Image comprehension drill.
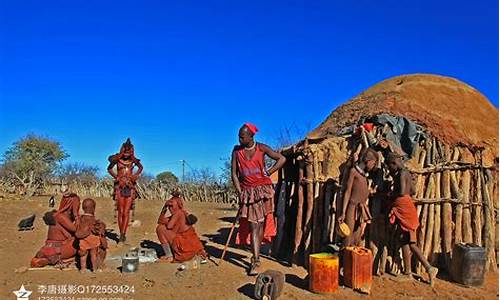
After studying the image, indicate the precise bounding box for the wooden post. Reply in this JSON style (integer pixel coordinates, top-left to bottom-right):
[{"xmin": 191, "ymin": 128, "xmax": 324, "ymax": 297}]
[
  {"xmin": 425, "ymin": 139, "xmax": 433, "ymax": 167},
  {"xmin": 481, "ymin": 167, "xmax": 497, "ymax": 271},
  {"xmin": 293, "ymin": 159, "xmax": 305, "ymax": 265},
  {"xmin": 461, "ymin": 170, "xmax": 473, "ymax": 244},
  {"xmin": 450, "ymin": 148, "xmax": 463, "ymax": 246},
  {"xmin": 441, "ymin": 144, "xmax": 453, "ymax": 270},
  {"xmin": 323, "ymin": 180, "xmax": 335, "ymax": 245},
  {"xmin": 303, "ymin": 153, "xmax": 315, "ymax": 267},
  {"xmin": 473, "ymin": 169, "xmax": 483, "ymax": 246},
  {"xmin": 312, "ymin": 180, "xmax": 322, "ymax": 253},
  {"xmin": 423, "ymin": 174, "xmax": 436, "ymax": 269},
  {"xmin": 432, "ymin": 172, "xmax": 442, "ymax": 265}
]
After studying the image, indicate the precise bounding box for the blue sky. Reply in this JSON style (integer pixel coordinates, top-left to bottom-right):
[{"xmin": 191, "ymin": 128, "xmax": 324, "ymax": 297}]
[{"xmin": 0, "ymin": 0, "xmax": 498, "ymax": 178}]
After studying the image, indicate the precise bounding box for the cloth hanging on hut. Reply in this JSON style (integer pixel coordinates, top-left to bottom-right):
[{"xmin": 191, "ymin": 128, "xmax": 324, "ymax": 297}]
[{"xmin": 369, "ymin": 114, "xmax": 426, "ymax": 158}]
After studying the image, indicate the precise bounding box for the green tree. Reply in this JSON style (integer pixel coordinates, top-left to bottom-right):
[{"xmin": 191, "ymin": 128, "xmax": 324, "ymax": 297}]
[
  {"xmin": 2, "ymin": 134, "xmax": 68, "ymax": 196},
  {"xmin": 156, "ymin": 171, "xmax": 178, "ymax": 185}
]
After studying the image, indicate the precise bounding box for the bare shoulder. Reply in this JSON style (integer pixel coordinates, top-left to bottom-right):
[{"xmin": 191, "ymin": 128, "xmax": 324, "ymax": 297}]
[
  {"xmin": 259, "ymin": 143, "xmax": 282, "ymax": 155},
  {"xmin": 108, "ymin": 154, "xmax": 119, "ymax": 163},
  {"xmin": 258, "ymin": 143, "xmax": 272, "ymax": 152}
]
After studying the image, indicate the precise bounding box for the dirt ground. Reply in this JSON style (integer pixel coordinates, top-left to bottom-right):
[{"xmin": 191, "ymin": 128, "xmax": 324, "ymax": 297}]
[{"xmin": 0, "ymin": 196, "xmax": 498, "ymax": 300}]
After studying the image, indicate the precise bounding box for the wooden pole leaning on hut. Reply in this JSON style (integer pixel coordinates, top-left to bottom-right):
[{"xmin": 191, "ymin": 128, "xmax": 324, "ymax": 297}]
[
  {"xmin": 311, "ymin": 149, "xmax": 325, "ymax": 254},
  {"xmin": 450, "ymin": 147, "xmax": 463, "ymax": 245},
  {"xmin": 473, "ymin": 168, "xmax": 483, "ymax": 246},
  {"xmin": 292, "ymin": 157, "xmax": 305, "ymax": 266},
  {"xmin": 313, "ymin": 180, "xmax": 324, "ymax": 253},
  {"xmin": 415, "ymin": 145, "xmax": 428, "ymax": 274},
  {"xmin": 323, "ymin": 180, "xmax": 336, "ymax": 245},
  {"xmin": 461, "ymin": 169, "xmax": 473, "ymax": 244},
  {"xmin": 303, "ymin": 152, "xmax": 315, "ymax": 268},
  {"xmin": 441, "ymin": 144, "xmax": 453, "ymax": 271},
  {"xmin": 432, "ymin": 151, "xmax": 442, "ymax": 266},
  {"xmin": 480, "ymin": 152, "xmax": 497, "ymax": 272},
  {"xmin": 421, "ymin": 173, "xmax": 436, "ymax": 274}
]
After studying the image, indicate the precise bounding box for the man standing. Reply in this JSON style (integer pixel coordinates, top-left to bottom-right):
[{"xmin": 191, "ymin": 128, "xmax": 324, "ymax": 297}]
[
  {"xmin": 107, "ymin": 138, "xmax": 143, "ymax": 243},
  {"xmin": 231, "ymin": 123, "xmax": 286, "ymax": 275}
]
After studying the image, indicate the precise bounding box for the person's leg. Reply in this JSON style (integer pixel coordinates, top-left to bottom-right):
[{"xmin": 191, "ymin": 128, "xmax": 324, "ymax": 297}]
[
  {"xmin": 156, "ymin": 224, "xmax": 169, "ymax": 244},
  {"xmin": 79, "ymin": 250, "xmax": 88, "ymax": 271},
  {"xmin": 90, "ymin": 248, "xmax": 98, "ymax": 271},
  {"xmin": 409, "ymin": 243, "xmax": 438, "ymax": 286},
  {"xmin": 344, "ymin": 204, "xmax": 357, "ymax": 246},
  {"xmin": 156, "ymin": 224, "xmax": 174, "ymax": 262},
  {"xmin": 31, "ymin": 251, "xmax": 49, "ymax": 268},
  {"xmin": 409, "ymin": 244, "xmax": 430, "ymax": 270},
  {"xmin": 249, "ymin": 221, "xmax": 262, "ymax": 275},
  {"xmin": 96, "ymin": 248, "xmax": 107, "ymax": 269},
  {"xmin": 401, "ymin": 244, "xmax": 412, "ymax": 275},
  {"xmin": 117, "ymin": 196, "xmax": 124, "ymax": 238},
  {"xmin": 250, "ymin": 221, "xmax": 259, "ymax": 258},
  {"xmin": 118, "ymin": 196, "xmax": 133, "ymax": 241}
]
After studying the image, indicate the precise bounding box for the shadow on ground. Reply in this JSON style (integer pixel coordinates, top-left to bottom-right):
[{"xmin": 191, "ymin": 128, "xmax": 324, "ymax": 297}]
[
  {"xmin": 105, "ymin": 229, "xmax": 119, "ymax": 244},
  {"xmin": 237, "ymin": 282, "xmax": 255, "ymax": 299},
  {"xmin": 140, "ymin": 239, "xmax": 165, "ymax": 257},
  {"xmin": 285, "ymin": 273, "xmax": 308, "ymax": 291}
]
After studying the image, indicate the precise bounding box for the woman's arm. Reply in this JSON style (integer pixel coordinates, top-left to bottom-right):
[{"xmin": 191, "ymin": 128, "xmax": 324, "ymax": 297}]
[
  {"xmin": 259, "ymin": 143, "xmax": 286, "ymax": 175},
  {"xmin": 107, "ymin": 161, "xmax": 118, "ymax": 179},
  {"xmin": 57, "ymin": 214, "xmax": 77, "ymax": 233},
  {"xmin": 166, "ymin": 212, "xmax": 182, "ymax": 231},
  {"xmin": 133, "ymin": 159, "xmax": 144, "ymax": 179},
  {"xmin": 157, "ymin": 205, "xmax": 170, "ymax": 225}
]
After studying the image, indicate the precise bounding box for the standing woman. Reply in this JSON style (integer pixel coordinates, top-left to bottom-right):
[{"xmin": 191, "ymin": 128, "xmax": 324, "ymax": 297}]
[
  {"xmin": 107, "ymin": 138, "xmax": 143, "ymax": 243},
  {"xmin": 231, "ymin": 123, "xmax": 286, "ymax": 275}
]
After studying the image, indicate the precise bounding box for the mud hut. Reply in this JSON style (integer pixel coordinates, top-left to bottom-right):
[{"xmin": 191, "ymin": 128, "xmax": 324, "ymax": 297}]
[{"xmin": 273, "ymin": 74, "xmax": 499, "ymax": 276}]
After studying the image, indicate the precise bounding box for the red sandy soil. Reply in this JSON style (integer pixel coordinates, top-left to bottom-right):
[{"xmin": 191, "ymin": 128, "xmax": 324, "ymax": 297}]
[
  {"xmin": 308, "ymin": 74, "xmax": 498, "ymax": 154},
  {"xmin": 0, "ymin": 196, "xmax": 498, "ymax": 299}
]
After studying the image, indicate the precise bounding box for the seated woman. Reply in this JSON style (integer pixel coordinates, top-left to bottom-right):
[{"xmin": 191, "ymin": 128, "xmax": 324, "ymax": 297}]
[
  {"xmin": 31, "ymin": 193, "xmax": 80, "ymax": 268},
  {"xmin": 156, "ymin": 192, "xmax": 207, "ymax": 262}
]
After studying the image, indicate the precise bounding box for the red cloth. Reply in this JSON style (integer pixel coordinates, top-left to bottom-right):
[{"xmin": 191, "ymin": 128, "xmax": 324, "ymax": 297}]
[
  {"xmin": 236, "ymin": 144, "xmax": 273, "ymax": 189},
  {"xmin": 236, "ymin": 213, "xmax": 277, "ymax": 245},
  {"xmin": 389, "ymin": 195, "xmax": 419, "ymax": 232},
  {"xmin": 80, "ymin": 235, "xmax": 101, "ymax": 251},
  {"xmin": 172, "ymin": 227, "xmax": 206, "ymax": 262},
  {"xmin": 244, "ymin": 123, "xmax": 259, "ymax": 134}
]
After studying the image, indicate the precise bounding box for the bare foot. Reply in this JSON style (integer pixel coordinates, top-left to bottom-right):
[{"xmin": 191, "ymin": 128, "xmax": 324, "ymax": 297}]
[
  {"xmin": 248, "ymin": 258, "xmax": 262, "ymax": 276},
  {"xmin": 427, "ymin": 267, "xmax": 438, "ymax": 287}
]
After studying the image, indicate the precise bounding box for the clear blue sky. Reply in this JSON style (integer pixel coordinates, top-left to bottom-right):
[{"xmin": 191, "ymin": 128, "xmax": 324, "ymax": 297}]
[{"xmin": 0, "ymin": 0, "xmax": 498, "ymax": 178}]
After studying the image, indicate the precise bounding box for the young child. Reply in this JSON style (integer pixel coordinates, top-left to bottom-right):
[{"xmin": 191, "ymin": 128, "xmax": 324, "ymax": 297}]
[
  {"xmin": 338, "ymin": 148, "xmax": 378, "ymax": 246},
  {"xmin": 76, "ymin": 198, "xmax": 107, "ymax": 272},
  {"xmin": 385, "ymin": 152, "xmax": 438, "ymax": 285}
]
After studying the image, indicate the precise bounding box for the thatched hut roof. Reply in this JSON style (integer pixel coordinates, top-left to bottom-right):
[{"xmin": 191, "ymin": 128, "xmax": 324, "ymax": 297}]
[{"xmin": 308, "ymin": 74, "xmax": 498, "ymax": 155}]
